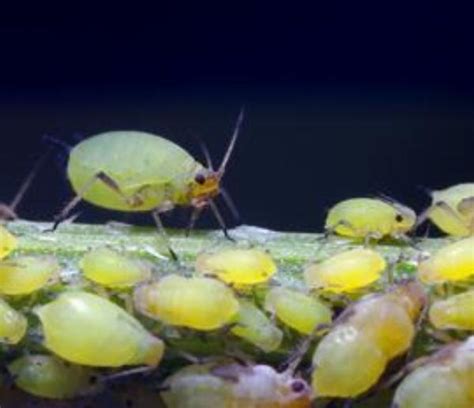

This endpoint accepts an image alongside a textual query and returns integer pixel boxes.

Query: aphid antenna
[217,107,245,179]
[191,131,215,171]
[42,134,72,153]
[416,184,434,197]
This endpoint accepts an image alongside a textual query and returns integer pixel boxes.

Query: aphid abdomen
[304,248,386,293]
[393,337,474,408]
[8,355,99,399]
[67,131,200,211]
[264,287,332,334]
[134,275,239,330]
[429,290,474,330]
[0,297,27,344]
[418,236,474,283]
[231,300,283,352]
[35,291,164,367]
[312,326,386,398]
[428,183,474,236]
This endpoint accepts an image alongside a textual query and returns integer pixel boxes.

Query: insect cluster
[0,126,473,407]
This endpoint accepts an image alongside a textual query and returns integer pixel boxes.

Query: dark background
[0,3,473,232]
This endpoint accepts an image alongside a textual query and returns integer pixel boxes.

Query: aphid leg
[0,152,50,221]
[151,209,179,261]
[364,231,382,247]
[279,323,331,373]
[209,199,235,241]
[186,207,203,237]
[49,171,136,231]
[220,187,241,222]
[102,366,154,383]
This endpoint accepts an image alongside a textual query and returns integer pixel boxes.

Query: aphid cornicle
[311,281,426,399]
[80,246,152,288]
[161,361,312,408]
[429,289,474,330]
[195,247,277,286]
[0,225,17,259]
[34,291,164,367]
[418,236,474,284]
[419,183,474,236]
[0,297,27,344]
[392,336,474,408]
[134,275,239,331]
[325,197,416,240]
[264,287,332,335]
[304,248,386,293]
[8,355,99,399]
[51,110,244,257]
[0,255,60,295]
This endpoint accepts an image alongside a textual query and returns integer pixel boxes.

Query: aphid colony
[1,205,473,408]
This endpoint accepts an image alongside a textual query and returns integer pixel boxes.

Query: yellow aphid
[0,297,27,344]
[429,290,474,330]
[0,255,60,295]
[418,236,474,284]
[35,291,164,367]
[325,197,416,239]
[264,287,332,334]
[304,248,386,293]
[0,225,17,259]
[311,281,426,398]
[231,299,283,352]
[161,361,312,408]
[134,275,239,331]
[425,183,474,236]
[8,355,99,399]
[393,336,474,408]
[80,247,151,288]
[195,248,277,285]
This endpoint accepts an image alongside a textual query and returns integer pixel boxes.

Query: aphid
[419,183,474,236]
[231,299,283,352]
[392,336,474,408]
[0,255,60,295]
[418,236,474,284]
[0,225,17,259]
[80,246,152,288]
[195,247,277,286]
[304,248,386,293]
[50,110,244,258]
[429,289,474,330]
[34,291,164,367]
[161,361,312,408]
[264,287,332,335]
[134,275,239,331]
[311,281,426,399]
[8,354,99,399]
[0,297,27,344]
[325,197,416,240]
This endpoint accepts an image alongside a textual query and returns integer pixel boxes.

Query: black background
[0,3,473,232]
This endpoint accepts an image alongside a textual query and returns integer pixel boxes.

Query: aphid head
[392,204,417,233]
[190,108,244,206]
[190,169,221,206]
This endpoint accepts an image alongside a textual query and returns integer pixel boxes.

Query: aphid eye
[195,174,206,185]
[291,380,306,393]
[395,214,404,223]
